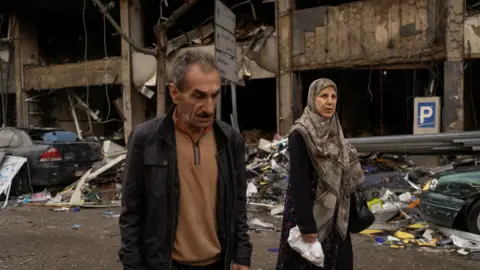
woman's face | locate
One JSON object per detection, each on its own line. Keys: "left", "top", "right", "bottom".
{"left": 315, "top": 86, "right": 337, "bottom": 119}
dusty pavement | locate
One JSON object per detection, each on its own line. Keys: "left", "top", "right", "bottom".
{"left": 0, "top": 207, "right": 478, "bottom": 270}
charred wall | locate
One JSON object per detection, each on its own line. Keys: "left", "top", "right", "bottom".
{"left": 291, "top": 0, "right": 444, "bottom": 70}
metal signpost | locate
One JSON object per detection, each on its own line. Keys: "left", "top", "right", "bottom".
{"left": 214, "top": 0, "right": 239, "bottom": 131}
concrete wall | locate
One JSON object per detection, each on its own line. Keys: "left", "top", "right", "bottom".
{"left": 291, "top": 0, "right": 443, "bottom": 70}
{"left": 23, "top": 57, "right": 122, "bottom": 90}
{"left": 465, "top": 14, "right": 480, "bottom": 57}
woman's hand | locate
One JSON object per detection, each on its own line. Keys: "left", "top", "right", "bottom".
{"left": 301, "top": 233, "right": 318, "bottom": 243}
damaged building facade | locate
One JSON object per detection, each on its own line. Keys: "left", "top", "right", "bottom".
{"left": 277, "top": 0, "right": 480, "bottom": 136}
{"left": 1, "top": 0, "right": 131, "bottom": 139}
{"left": 1, "top": 0, "right": 479, "bottom": 142}
{"left": 0, "top": 0, "right": 277, "bottom": 141}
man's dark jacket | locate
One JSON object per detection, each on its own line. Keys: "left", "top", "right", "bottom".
{"left": 119, "top": 107, "right": 252, "bottom": 270}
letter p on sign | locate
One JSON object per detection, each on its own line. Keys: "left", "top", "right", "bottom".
{"left": 420, "top": 107, "right": 433, "bottom": 124}
{"left": 417, "top": 102, "right": 436, "bottom": 128}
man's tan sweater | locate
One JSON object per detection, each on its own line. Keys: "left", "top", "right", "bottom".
{"left": 172, "top": 123, "right": 221, "bottom": 266}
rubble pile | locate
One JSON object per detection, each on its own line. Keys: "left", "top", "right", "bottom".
{"left": 15, "top": 141, "right": 127, "bottom": 208}
{"left": 244, "top": 136, "right": 429, "bottom": 205}
{"left": 245, "top": 135, "right": 480, "bottom": 259}
{"left": 242, "top": 129, "right": 275, "bottom": 145}
{"left": 360, "top": 223, "right": 480, "bottom": 259}
{"left": 246, "top": 137, "right": 289, "bottom": 204}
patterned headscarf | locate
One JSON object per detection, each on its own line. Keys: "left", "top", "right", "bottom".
{"left": 290, "top": 78, "right": 365, "bottom": 242}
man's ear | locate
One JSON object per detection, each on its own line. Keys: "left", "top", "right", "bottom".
{"left": 169, "top": 83, "right": 179, "bottom": 104}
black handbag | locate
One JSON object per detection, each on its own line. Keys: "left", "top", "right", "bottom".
{"left": 348, "top": 189, "right": 375, "bottom": 233}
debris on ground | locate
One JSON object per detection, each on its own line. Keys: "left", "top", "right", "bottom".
{"left": 245, "top": 134, "right": 478, "bottom": 206}
{"left": 360, "top": 224, "right": 480, "bottom": 258}
{"left": 248, "top": 218, "right": 275, "bottom": 231}
{"left": 10, "top": 141, "right": 126, "bottom": 210}
{"left": 244, "top": 134, "right": 480, "bottom": 261}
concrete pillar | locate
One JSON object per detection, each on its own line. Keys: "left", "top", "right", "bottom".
{"left": 11, "top": 12, "right": 40, "bottom": 128}
{"left": 120, "top": 0, "right": 146, "bottom": 140}
{"left": 276, "top": 0, "right": 294, "bottom": 135}
{"left": 443, "top": 0, "right": 465, "bottom": 132}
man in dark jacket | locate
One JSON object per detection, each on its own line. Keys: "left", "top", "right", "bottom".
{"left": 119, "top": 50, "right": 252, "bottom": 270}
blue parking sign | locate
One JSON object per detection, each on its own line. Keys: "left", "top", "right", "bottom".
{"left": 417, "top": 102, "right": 436, "bottom": 128}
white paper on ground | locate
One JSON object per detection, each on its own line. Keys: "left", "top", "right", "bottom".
{"left": 287, "top": 226, "right": 324, "bottom": 267}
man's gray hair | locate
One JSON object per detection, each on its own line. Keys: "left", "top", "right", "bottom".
{"left": 172, "top": 50, "right": 219, "bottom": 91}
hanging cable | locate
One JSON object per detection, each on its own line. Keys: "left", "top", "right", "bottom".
{"left": 83, "top": 0, "right": 93, "bottom": 135}
{"left": 367, "top": 65, "right": 373, "bottom": 102}
{"left": 103, "top": 13, "right": 111, "bottom": 121}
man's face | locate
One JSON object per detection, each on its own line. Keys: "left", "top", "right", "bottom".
{"left": 170, "top": 64, "right": 221, "bottom": 130}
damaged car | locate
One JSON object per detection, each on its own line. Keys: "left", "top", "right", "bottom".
{"left": 420, "top": 166, "right": 480, "bottom": 234}
{"left": 0, "top": 127, "right": 102, "bottom": 196}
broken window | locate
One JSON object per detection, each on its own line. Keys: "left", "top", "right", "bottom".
{"left": 27, "top": 0, "right": 122, "bottom": 65}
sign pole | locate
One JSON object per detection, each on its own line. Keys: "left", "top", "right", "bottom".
{"left": 216, "top": 88, "right": 222, "bottom": 120}
{"left": 214, "top": 0, "right": 239, "bottom": 132}
{"left": 230, "top": 81, "right": 239, "bottom": 131}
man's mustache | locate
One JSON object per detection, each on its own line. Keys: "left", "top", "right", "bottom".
{"left": 198, "top": 112, "right": 213, "bottom": 118}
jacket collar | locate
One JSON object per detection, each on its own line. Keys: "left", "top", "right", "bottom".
{"left": 158, "top": 105, "right": 229, "bottom": 152}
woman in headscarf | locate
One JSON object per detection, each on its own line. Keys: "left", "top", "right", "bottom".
{"left": 276, "top": 78, "right": 365, "bottom": 270}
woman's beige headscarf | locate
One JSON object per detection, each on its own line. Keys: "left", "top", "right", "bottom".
{"left": 289, "top": 78, "right": 365, "bottom": 242}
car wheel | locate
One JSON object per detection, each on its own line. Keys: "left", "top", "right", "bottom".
{"left": 467, "top": 200, "right": 480, "bottom": 235}
{"left": 10, "top": 168, "right": 30, "bottom": 197}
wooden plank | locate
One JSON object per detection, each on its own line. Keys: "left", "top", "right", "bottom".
{"left": 361, "top": 2, "right": 375, "bottom": 61}
{"left": 389, "top": 1, "right": 401, "bottom": 58}
{"left": 337, "top": 6, "right": 350, "bottom": 62}
{"left": 349, "top": 2, "right": 363, "bottom": 61}
{"left": 400, "top": 1, "right": 416, "bottom": 57}
{"left": 314, "top": 26, "right": 327, "bottom": 64}
{"left": 373, "top": 1, "right": 387, "bottom": 58}
{"left": 304, "top": 31, "right": 315, "bottom": 66}
{"left": 326, "top": 7, "right": 339, "bottom": 64}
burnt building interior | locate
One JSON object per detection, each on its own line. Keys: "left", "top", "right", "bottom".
{"left": 142, "top": 0, "right": 278, "bottom": 135}
{"left": 10, "top": 0, "right": 124, "bottom": 138}
{"left": 300, "top": 63, "right": 446, "bottom": 137}
{"left": 4, "top": 0, "right": 477, "bottom": 141}
{"left": 301, "top": 58, "right": 480, "bottom": 137}
{"left": 2, "top": 0, "right": 278, "bottom": 140}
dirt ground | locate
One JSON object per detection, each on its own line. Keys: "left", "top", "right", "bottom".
{"left": 0, "top": 206, "right": 478, "bottom": 270}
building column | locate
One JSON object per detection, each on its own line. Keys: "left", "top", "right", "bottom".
{"left": 120, "top": 0, "right": 146, "bottom": 140}
{"left": 443, "top": 0, "right": 465, "bottom": 132}
{"left": 11, "top": 12, "right": 40, "bottom": 128}
{"left": 276, "top": 0, "right": 294, "bottom": 135}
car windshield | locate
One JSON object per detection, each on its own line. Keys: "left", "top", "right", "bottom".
{"left": 0, "top": 130, "right": 14, "bottom": 148}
